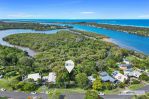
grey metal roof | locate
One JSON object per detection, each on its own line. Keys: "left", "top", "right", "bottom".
{"left": 100, "top": 72, "right": 116, "bottom": 82}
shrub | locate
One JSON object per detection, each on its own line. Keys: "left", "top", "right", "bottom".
{"left": 84, "top": 90, "right": 98, "bottom": 99}
{"left": 92, "top": 78, "right": 102, "bottom": 91}
{"left": 139, "top": 74, "right": 149, "bottom": 81}
{"left": 131, "top": 79, "right": 140, "bottom": 84}
{"left": 118, "top": 82, "right": 125, "bottom": 88}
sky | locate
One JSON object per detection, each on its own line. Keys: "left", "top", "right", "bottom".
{"left": 0, "top": 0, "right": 149, "bottom": 19}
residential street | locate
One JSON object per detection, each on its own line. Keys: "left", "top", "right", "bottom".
{"left": 1, "top": 85, "right": 149, "bottom": 99}
{"left": 60, "top": 94, "right": 133, "bottom": 99}
{"left": 137, "top": 85, "right": 149, "bottom": 92}
{"left": 60, "top": 84, "right": 149, "bottom": 99}
{"left": 101, "top": 95, "right": 132, "bottom": 99}
{"left": 0, "top": 91, "right": 48, "bottom": 99}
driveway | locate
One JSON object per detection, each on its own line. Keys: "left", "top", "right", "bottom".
{"left": 0, "top": 91, "right": 48, "bottom": 99}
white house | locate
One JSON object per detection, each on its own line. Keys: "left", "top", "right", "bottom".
{"left": 43, "top": 76, "right": 48, "bottom": 80}
{"left": 27, "top": 73, "right": 41, "bottom": 81}
{"left": 65, "top": 60, "right": 74, "bottom": 73}
{"left": 124, "top": 69, "right": 141, "bottom": 78}
{"left": 48, "top": 72, "right": 56, "bottom": 84}
{"left": 42, "top": 72, "right": 57, "bottom": 83}
{"left": 112, "top": 71, "right": 128, "bottom": 82}
{"left": 88, "top": 76, "right": 96, "bottom": 83}
{"left": 123, "top": 59, "right": 130, "bottom": 64}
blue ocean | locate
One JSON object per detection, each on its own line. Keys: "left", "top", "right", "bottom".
{"left": 2, "top": 19, "right": 149, "bottom": 27}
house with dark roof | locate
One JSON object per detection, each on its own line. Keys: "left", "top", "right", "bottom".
{"left": 100, "top": 72, "right": 116, "bottom": 83}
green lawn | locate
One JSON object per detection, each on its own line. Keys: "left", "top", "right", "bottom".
{"left": 128, "top": 84, "right": 145, "bottom": 90}
{"left": 0, "top": 79, "right": 12, "bottom": 90}
{"left": 49, "top": 88, "right": 86, "bottom": 94}
{"left": 103, "top": 84, "right": 145, "bottom": 95}
{"left": 103, "top": 88, "right": 124, "bottom": 95}
{"left": 37, "top": 86, "right": 86, "bottom": 94}
{"left": 37, "top": 86, "right": 86, "bottom": 99}
{"left": 0, "top": 97, "right": 8, "bottom": 99}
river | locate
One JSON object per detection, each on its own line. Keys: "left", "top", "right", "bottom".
{"left": 1, "top": 20, "right": 149, "bottom": 55}
{"left": 0, "top": 29, "right": 59, "bottom": 57}
{"left": 70, "top": 24, "right": 149, "bottom": 55}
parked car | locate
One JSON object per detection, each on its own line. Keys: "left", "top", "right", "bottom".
{"left": 99, "top": 92, "right": 105, "bottom": 95}
{"left": 31, "top": 91, "right": 37, "bottom": 94}
{"left": 0, "top": 88, "right": 6, "bottom": 91}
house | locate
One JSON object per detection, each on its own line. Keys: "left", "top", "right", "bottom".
{"left": 42, "top": 76, "right": 48, "bottom": 81}
{"left": 124, "top": 69, "right": 141, "bottom": 78}
{"left": 48, "top": 72, "right": 56, "bottom": 84}
{"left": 112, "top": 71, "right": 128, "bottom": 82}
{"left": 27, "top": 73, "right": 41, "bottom": 81}
{"left": 137, "top": 68, "right": 144, "bottom": 73}
{"left": 88, "top": 76, "right": 96, "bottom": 83}
{"left": 100, "top": 72, "right": 116, "bottom": 83}
{"left": 42, "top": 72, "right": 56, "bottom": 84}
{"left": 118, "top": 64, "right": 132, "bottom": 70}
{"left": 123, "top": 59, "right": 130, "bottom": 64}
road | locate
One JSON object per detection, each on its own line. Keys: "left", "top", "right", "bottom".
{"left": 0, "top": 91, "right": 48, "bottom": 99}
{"left": 101, "top": 95, "right": 132, "bottom": 99}
{"left": 1, "top": 85, "right": 149, "bottom": 99}
{"left": 60, "top": 94, "right": 85, "bottom": 99}
{"left": 137, "top": 85, "right": 149, "bottom": 92}
{"left": 60, "top": 85, "right": 149, "bottom": 99}
{"left": 60, "top": 94, "right": 133, "bottom": 99}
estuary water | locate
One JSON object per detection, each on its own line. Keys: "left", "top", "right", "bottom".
{"left": 1, "top": 19, "right": 149, "bottom": 55}
{"left": 71, "top": 24, "right": 149, "bottom": 55}
{"left": 0, "top": 29, "right": 59, "bottom": 56}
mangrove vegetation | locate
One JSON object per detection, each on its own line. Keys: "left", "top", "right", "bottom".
{"left": 0, "top": 21, "right": 72, "bottom": 30}
{"left": 72, "top": 22, "right": 149, "bottom": 37}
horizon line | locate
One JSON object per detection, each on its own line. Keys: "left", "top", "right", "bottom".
{"left": 1, "top": 18, "right": 149, "bottom": 20}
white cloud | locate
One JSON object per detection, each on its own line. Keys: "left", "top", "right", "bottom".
{"left": 138, "top": 15, "right": 149, "bottom": 18}
{"left": 80, "top": 11, "right": 95, "bottom": 14}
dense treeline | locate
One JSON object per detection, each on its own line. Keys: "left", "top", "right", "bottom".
{"left": 0, "top": 45, "right": 35, "bottom": 77}
{"left": 3, "top": 30, "right": 149, "bottom": 90}
{"left": 72, "top": 22, "right": 149, "bottom": 37}
{"left": 0, "top": 45, "right": 40, "bottom": 91}
{"left": 0, "top": 21, "right": 72, "bottom": 30}
{"left": 69, "top": 29, "right": 107, "bottom": 39}
{"left": 3, "top": 30, "right": 126, "bottom": 75}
